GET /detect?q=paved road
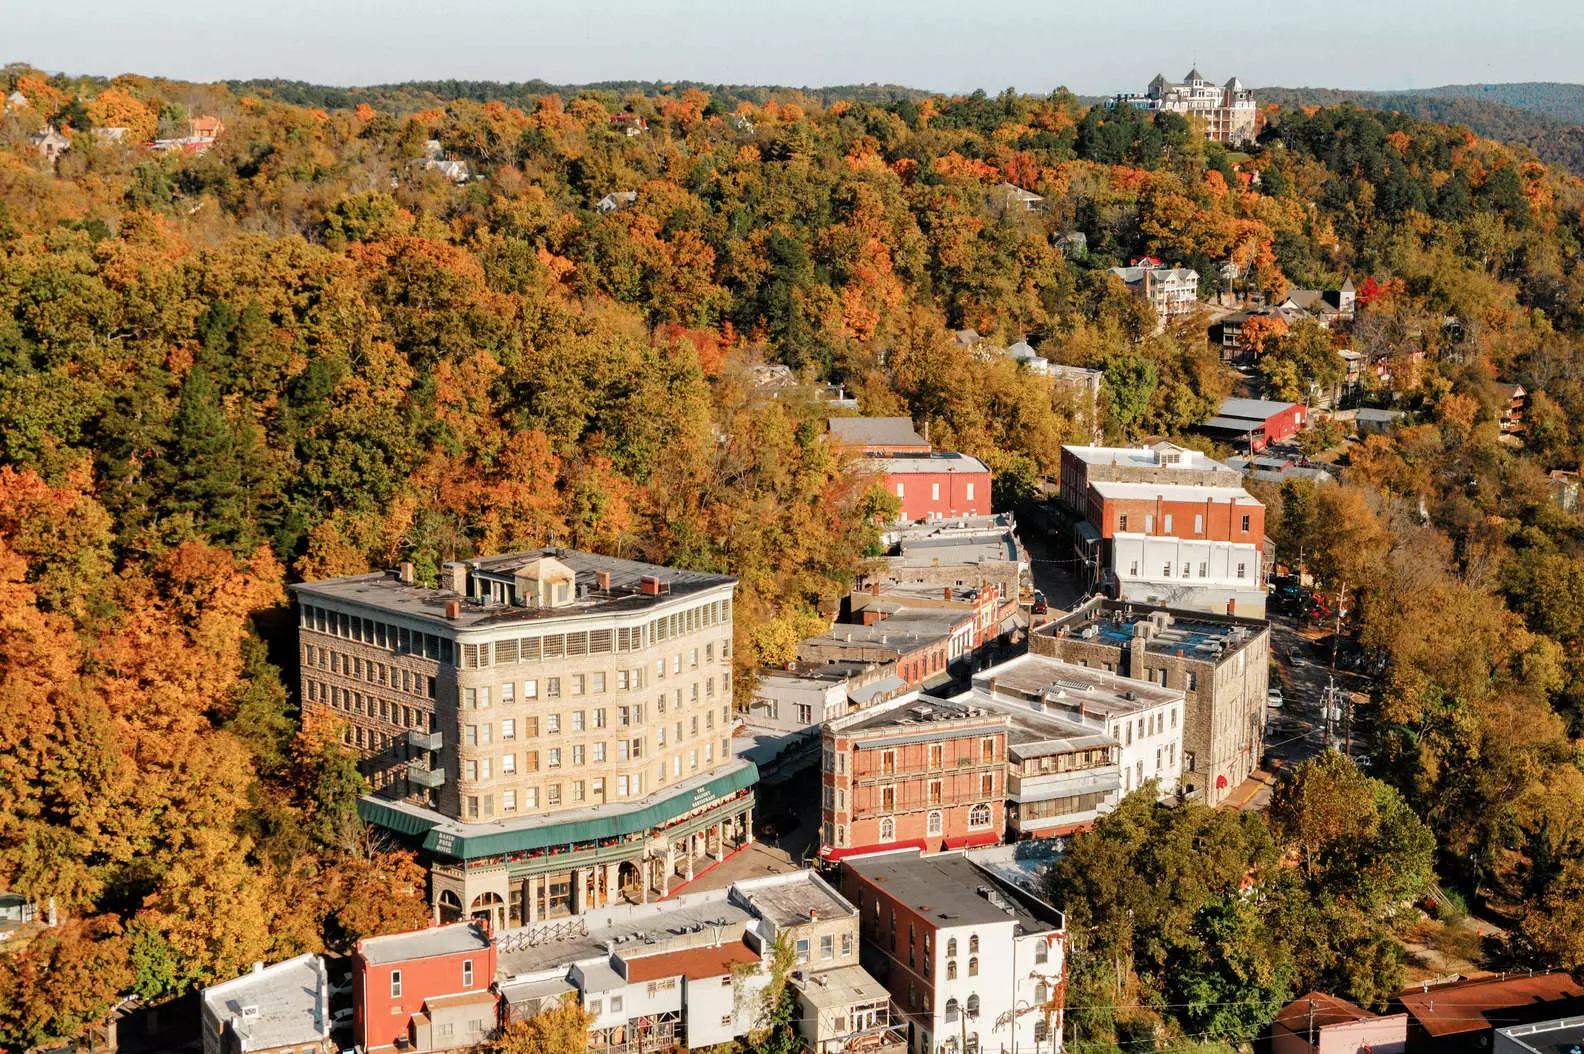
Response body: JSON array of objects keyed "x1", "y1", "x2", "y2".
[{"x1": 1253, "y1": 613, "x2": 1375, "y2": 801}]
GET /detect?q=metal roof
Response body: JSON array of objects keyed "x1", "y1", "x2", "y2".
[
  {"x1": 827, "y1": 417, "x2": 929, "y2": 449},
  {"x1": 357, "y1": 922, "x2": 491, "y2": 966},
  {"x1": 201, "y1": 955, "x2": 330, "y2": 1053}
]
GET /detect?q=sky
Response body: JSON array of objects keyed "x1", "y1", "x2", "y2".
[{"x1": 6, "y1": 0, "x2": 1584, "y2": 95}]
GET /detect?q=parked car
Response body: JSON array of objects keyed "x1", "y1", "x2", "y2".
[
  {"x1": 1267, "y1": 688, "x2": 1283, "y2": 709},
  {"x1": 1289, "y1": 651, "x2": 1308, "y2": 668}
]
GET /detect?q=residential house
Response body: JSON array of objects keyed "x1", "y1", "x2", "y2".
[
  {"x1": 4, "y1": 90, "x2": 28, "y2": 110},
  {"x1": 1392, "y1": 973, "x2": 1584, "y2": 1053},
  {"x1": 1352, "y1": 408, "x2": 1405, "y2": 436},
  {"x1": 1048, "y1": 364, "x2": 1104, "y2": 444},
  {"x1": 294, "y1": 550, "x2": 753, "y2": 924},
  {"x1": 1033, "y1": 598, "x2": 1271, "y2": 805},
  {"x1": 991, "y1": 182, "x2": 1045, "y2": 213},
  {"x1": 1006, "y1": 340, "x2": 1052, "y2": 375},
  {"x1": 189, "y1": 115, "x2": 225, "y2": 140},
  {"x1": 1490, "y1": 381, "x2": 1527, "y2": 434},
  {"x1": 1548, "y1": 470, "x2": 1582, "y2": 514},
  {"x1": 1112, "y1": 69, "x2": 1257, "y2": 144},
  {"x1": 819, "y1": 695, "x2": 1010, "y2": 860},
  {"x1": 840, "y1": 849, "x2": 1067, "y2": 1054},
  {"x1": 201, "y1": 955, "x2": 334, "y2": 1054},
  {"x1": 1054, "y1": 231, "x2": 1087, "y2": 258},
  {"x1": 1279, "y1": 279, "x2": 1356, "y2": 325},
  {"x1": 1108, "y1": 263, "x2": 1200, "y2": 321},
  {"x1": 1271, "y1": 992, "x2": 1408, "y2": 1054},
  {"x1": 1227, "y1": 454, "x2": 1332, "y2": 488},
  {"x1": 610, "y1": 113, "x2": 649, "y2": 136},
  {"x1": 597, "y1": 189, "x2": 639, "y2": 213},
  {"x1": 353, "y1": 922, "x2": 498, "y2": 1054},
  {"x1": 28, "y1": 126, "x2": 70, "y2": 163},
  {"x1": 92, "y1": 126, "x2": 130, "y2": 143},
  {"x1": 751, "y1": 365, "x2": 857, "y2": 409}
]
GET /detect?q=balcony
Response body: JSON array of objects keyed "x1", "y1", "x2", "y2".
[
  {"x1": 407, "y1": 728, "x2": 444, "y2": 752},
  {"x1": 407, "y1": 761, "x2": 445, "y2": 788}
]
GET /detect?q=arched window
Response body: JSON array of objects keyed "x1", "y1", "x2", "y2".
[
  {"x1": 1035, "y1": 982, "x2": 1048, "y2": 1004},
  {"x1": 437, "y1": 889, "x2": 463, "y2": 924},
  {"x1": 946, "y1": 937, "x2": 958, "y2": 957},
  {"x1": 927, "y1": 810, "x2": 943, "y2": 836},
  {"x1": 968, "y1": 956, "x2": 979, "y2": 977},
  {"x1": 946, "y1": 960, "x2": 957, "y2": 980},
  {"x1": 966, "y1": 994, "x2": 981, "y2": 1018},
  {"x1": 879, "y1": 817, "x2": 895, "y2": 842},
  {"x1": 944, "y1": 998, "x2": 960, "y2": 1024},
  {"x1": 1034, "y1": 941, "x2": 1049, "y2": 964},
  {"x1": 968, "y1": 934, "x2": 980, "y2": 954},
  {"x1": 969, "y1": 803, "x2": 991, "y2": 828}
]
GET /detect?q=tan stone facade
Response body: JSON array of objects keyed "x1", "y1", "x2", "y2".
[{"x1": 294, "y1": 551, "x2": 759, "y2": 925}]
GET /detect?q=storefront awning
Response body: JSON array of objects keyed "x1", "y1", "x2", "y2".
[{"x1": 359, "y1": 762, "x2": 758, "y2": 861}]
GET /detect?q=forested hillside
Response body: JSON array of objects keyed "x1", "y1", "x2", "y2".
[
  {"x1": 2, "y1": 60, "x2": 1584, "y2": 1049},
  {"x1": 1260, "y1": 83, "x2": 1584, "y2": 174}
]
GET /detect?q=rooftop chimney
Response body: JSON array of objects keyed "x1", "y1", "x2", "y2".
[
  {"x1": 943, "y1": 586, "x2": 952, "y2": 601},
  {"x1": 596, "y1": 570, "x2": 612, "y2": 592},
  {"x1": 399, "y1": 561, "x2": 415, "y2": 585},
  {"x1": 445, "y1": 600, "x2": 461, "y2": 619},
  {"x1": 443, "y1": 561, "x2": 468, "y2": 596}
]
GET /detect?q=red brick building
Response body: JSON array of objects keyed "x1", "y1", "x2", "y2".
[
  {"x1": 1085, "y1": 480, "x2": 1265, "y2": 544},
  {"x1": 819, "y1": 696, "x2": 1008, "y2": 861},
  {"x1": 876, "y1": 453, "x2": 992, "y2": 521},
  {"x1": 353, "y1": 922, "x2": 498, "y2": 1054}
]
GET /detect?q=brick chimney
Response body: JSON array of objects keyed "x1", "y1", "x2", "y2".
[
  {"x1": 399, "y1": 561, "x2": 415, "y2": 585},
  {"x1": 596, "y1": 570, "x2": 612, "y2": 592}
]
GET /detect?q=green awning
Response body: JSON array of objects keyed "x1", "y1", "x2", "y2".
[{"x1": 360, "y1": 763, "x2": 758, "y2": 861}]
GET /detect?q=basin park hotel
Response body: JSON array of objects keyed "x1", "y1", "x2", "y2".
[{"x1": 293, "y1": 550, "x2": 757, "y2": 930}]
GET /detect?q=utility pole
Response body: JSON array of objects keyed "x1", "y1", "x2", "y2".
[
  {"x1": 1344, "y1": 688, "x2": 1353, "y2": 759},
  {"x1": 1332, "y1": 581, "x2": 1347, "y2": 669}
]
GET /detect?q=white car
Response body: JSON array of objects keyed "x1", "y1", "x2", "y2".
[{"x1": 1267, "y1": 688, "x2": 1284, "y2": 709}]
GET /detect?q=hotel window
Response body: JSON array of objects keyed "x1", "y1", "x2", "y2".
[
  {"x1": 546, "y1": 713, "x2": 560, "y2": 734},
  {"x1": 593, "y1": 743, "x2": 606, "y2": 762},
  {"x1": 547, "y1": 784, "x2": 561, "y2": 805},
  {"x1": 1163, "y1": 514, "x2": 1173, "y2": 533},
  {"x1": 571, "y1": 711, "x2": 585, "y2": 733},
  {"x1": 881, "y1": 786, "x2": 896, "y2": 811},
  {"x1": 463, "y1": 960, "x2": 474, "y2": 987},
  {"x1": 573, "y1": 780, "x2": 585, "y2": 802},
  {"x1": 618, "y1": 741, "x2": 629, "y2": 761},
  {"x1": 879, "y1": 817, "x2": 895, "y2": 842},
  {"x1": 1144, "y1": 514, "x2": 1154, "y2": 533},
  {"x1": 465, "y1": 796, "x2": 478, "y2": 818},
  {"x1": 573, "y1": 744, "x2": 585, "y2": 765},
  {"x1": 524, "y1": 787, "x2": 537, "y2": 808},
  {"x1": 462, "y1": 688, "x2": 476, "y2": 709},
  {"x1": 981, "y1": 737, "x2": 995, "y2": 762},
  {"x1": 1182, "y1": 564, "x2": 1190, "y2": 578},
  {"x1": 930, "y1": 743, "x2": 943, "y2": 768},
  {"x1": 1129, "y1": 560, "x2": 1138, "y2": 577},
  {"x1": 929, "y1": 780, "x2": 943, "y2": 804},
  {"x1": 928, "y1": 810, "x2": 943, "y2": 835},
  {"x1": 931, "y1": 482, "x2": 940, "y2": 500},
  {"x1": 502, "y1": 753, "x2": 516, "y2": 774},
  {"x1": 500, "y1": 682, "x2": 514, "y2": 705},
  {"x1": 548, "y1": 748, "x2": 561, "y2": 769},
  {"x1": 591, "y1": 672, "x2": 606, "y2": 693},
  {"x1": 980, "y1": 773, "x2": 994, "y2": 797},
  {"x1": 1199, "y1": 562, "x2": 1208, "y2": 578},
  {"x1": 524, "y1": 679, "x2": 538, "y2": 699},
  {"x1": 572, "y1": 675, "x2": 585, "y2": 696},
  {"x1": 617, "y1": 670, "x2": 629, "y2": 691},
  {"x1": 546, "y1": 677, "x2": 561, "y2": 698},
  {"x1": 896, "y1": 483, "x2": 905, "y2": 498},
  {"x1": 503, "y1": 790, "x2": 516, "y2": 811},
  {"x1": 1118, "y1": 514, "x2": 1127, "y2": 531},
  {"x1": 1162, "y1": 562, "x2": 1172, "y2": 577},
  {"x1": 594, "y1": 708, "x2": 607, "y2": 729},
  {"x1": 617, "y1": 775, "x2": 629, "y2": 798}
]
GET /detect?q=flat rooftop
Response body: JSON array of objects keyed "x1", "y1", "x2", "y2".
[
  {"x1": 1041, "y1": 599, "x2": 1266, "y2": 663},
  {"x1": 202, "y1": 954, "x2": 329, "y2": 1053},
  {"x1": 798, "y1": 610, "x2": 965, "y2": 655},
  {"x1": 730, "y1": 871, "x2": 855, "y2": 928},
  {"x1": 358, "y1": 922, "x2": 491, "y2": 966},
  {"x1": 497, "y1": 887, "x2": 751, "y2": 978},
  {"x1": 971, "y1": 655, "x2": 1181, "y2": 753},
  {"x1": 843, "y1": 850, "x2": 1060, "y2": 934},
  {"x1": 1497, "y1": 1015, "x2": 1584, "y2": 1053},
  {"x1": 1089, "y1": 480, "x2": 1261, "y2": 505},
  {"x1": 756, "y1": 661, "x2": 872, "y2": 687},
  {"x1": 895, "y1": 533, "x2": 1021, "y2": 566},
  {"x1": 1063, "y1": 444, "x2": 1232, "y2": 472},
  {"x1": 835, "y1": 696, "x2": 992, "y2": 736},
  {"x1": 795, "y1": 964, "x2": 894, "y2": 1010},
  {"x1": 869, "y1": 452, "x2": 991, "y2": 474},
  {"x1": 1220, "y1": 397, "x2": 1298, "y2": 417},
  {"x1": 294, "y1": 548, "x2": 735, "y2": 628}
]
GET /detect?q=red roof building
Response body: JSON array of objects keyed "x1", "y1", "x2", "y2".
[
  {"x1": 1271, "y1": 992, "x2": 1408, "y2": 1054},
  {"x1": 1391, "y1": 972, "x2": 1584, "y2": 1053}
]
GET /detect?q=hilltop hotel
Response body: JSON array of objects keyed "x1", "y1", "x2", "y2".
[
  {"x1": 1113, "y1": 68, "x2": 1257, "y2": 144},
  {"x1": 293, "y1": 550, "x2": 757, "y2": 930}
]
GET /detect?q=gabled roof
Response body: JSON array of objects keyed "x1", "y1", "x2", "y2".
[
  {"x1": 827, "y1": 416, "x2": 929, "y2": 450},
  {"x1": 1185, "y1": 67, "x2": 1205, "y2": 83}
]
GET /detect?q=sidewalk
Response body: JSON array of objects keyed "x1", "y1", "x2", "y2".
[{"x1": 1219, "y1": 768, "x2": 1277, "y2": 811}]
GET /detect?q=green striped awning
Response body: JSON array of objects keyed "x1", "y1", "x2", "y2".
[{"x1": 358, "y1": 762, "x2": 758, "y2": 861}]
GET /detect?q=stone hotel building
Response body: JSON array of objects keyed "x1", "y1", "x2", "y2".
[{"x1": 294, "y1": 550, "x2": 756, "y2": 929}]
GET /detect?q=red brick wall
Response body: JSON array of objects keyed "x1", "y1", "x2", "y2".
[
  {"x1": 834, "y1": 725, "x2": 1006, "y2": 856},
  {"x1": 1093, "y1": 494, "x2": 1264, "y2": 544},
  {"x1": 354, "y1": 939, "x2": 498, "y2": 1052},
  {"x1": 886, "y1": 469, "x2": 992, "y2": 521}
]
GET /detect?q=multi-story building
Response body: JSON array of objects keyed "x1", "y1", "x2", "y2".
[
  {"x1": 840, "y1": 849, "x2": 1066, "y2": 1054},
  {"x1": 873, "y1": 452, "x2": 993, "y2": 522},
  {"x1": 1048, "y1": 364, "x2": 1104, "y2": 444},
  {"x1": 1060, "y1": 444, "x2": 1266, "y2": 617},
  {"x1": 494, "y1": 870, "x2": 903, "y2": 1054},
  {"x1": 819, "y1": 695, "x2": 1009, "y2": 862},
  {"x1": 201, "y1": 955, "x2": 334, "y2": 1054},
  {"x1": 353, "y1": 922, "x2": 498, "y2": 1054},
  {"x1": 967, "y1": 655, "x2": 1184, "y2": 837},
  {"x1": 1113, "y1": 69, "x2": 1257, "y2": 144},
  {"x1": 293, "y1": 550, "x2": 756, "y2": 927},
  {"x1": 1108, "y1": 263, "x2": 1201, "y2": 320},
  {"x1": 864, "y1": 514, "x2": 1031, "y2": 611},
  {"x1": 1032, "y1": 598, "x2": 1269, "y2": 806}
]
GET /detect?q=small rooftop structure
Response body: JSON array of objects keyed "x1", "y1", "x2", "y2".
[
  {"x1": 201, "y1": 954, "x2": 331, "y2": 1054},
  {"x1": 1039, "y1": 596, "x2": 1266, "y2": 663}
]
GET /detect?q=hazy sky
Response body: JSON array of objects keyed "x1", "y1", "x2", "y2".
[{"x1": 8, "y1": 0, "x2": 1583, "y2": 95}]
